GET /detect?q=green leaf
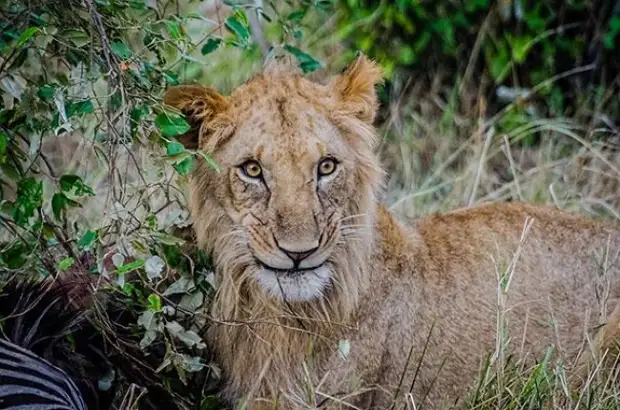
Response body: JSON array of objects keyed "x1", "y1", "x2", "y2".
[
  {"x1": 66, "y1": 100, "x2": 94, "y2": 117},
  {"x1": 0, "y1": 109, "x2": 12, "y2": 126},
  {"x1": 37, "y1": 85, "x2": 56, "y2": 101},
  {"x1": 0, "y1": 242, "x2": 29, "y2": 269},
  {"x1": 0, "y1": 131, "x2": 7, "y2": 162},
  {"x1": 283, "y1": 45, "x2": 321, "y2": 73},
  {"x1": 200, "y1": 395, "x2": 224, "y2": 410},
  {"x1": 13, "y1": 177, "x2": 43, "y2": 227},
  {"x1": 42, "y1": 222, "x2": 55, "y2": 240},
  {"x1": 413, "y1": 31, "x2": 431, "y2": 54},
  {"x1": 225, "y1": 14, "x2": 250, "y2": 45},
  {"x1": 150, "y1": 231, "x2": 185, "y2": 246},
  {"x1": 129, "y1": 0, "x2": 146, "y2": 9},
  {"x1": 77, "y1": 230, "x2": 97, "y2": 250},
  {"x1": 179, "y1": 291, "x2": 204, "y2": 312},
  {"x1": 165, "y1": 139, "x2": 195, "y2": 175},
  {"x1": 603, "y1": 17, "x2": 620, "y2": 49},
  {"x1": 286, "y1": 10, "x2": 306, "y2": 23},
  {"x1": 57, "y1": 257, "x2": 75, "y2": 272},
  {"x1": 15, "y1": 27, "x2": 38, "y2": 49},
  {"x1": 201, "y1": 38, "x2": 222, "y2": 55},
  {"x1": 117, "y1": 259, "x2": 145, "y2": 274},
  {"x1": 130, "y1": 104, "x2": 149, "y2": 138},
  {"x1": 165, "y1": 321, "x2": 206, "y2": 349},
  {"x1": 196, "y1": 150, "x2": 220, "y2": 172},
  {"x1": 51, "y1": 193, "x2": 65, "y2": 220},
  {"x1": 59, "y1": 174, "x2": 80, "y2": 191},
  {"x1": 111, "y1": 41, "x2": 132, "y2": 60},
  {"x1": 59, "y1": 174, "x2": 95, "y2": 196},
  {"x1": 148, "y1": 294, "x2": 162, "y2": 312},
  {"x1": 466, "y1": 0, "x2": 488, "y2": 11},
  {"x1": 163, "y1": 71, "x2": 179, "y2": 85},
  {"x1": 51, "y1": 192, "x2": 81, "y2": 220},
  {"x1": 508, "y1": 35, "x2": 533, "y2": 64},
  {"x1": 173, "y1": 156, "x2": 194, "y2": 175},
  {"x1": 165, "y1": 20, "x2": 183, "y2": 40},
  {"x1": 166, "y1": 141, "x2": 185, "y2": 156},
  {"x1": 155, "y1": 112, "x2": 191, "y2": 137},
  {"x1": 398, "y1": 45, "x2": 415, "y2": 65},
  {"x1": 1, "y1": 198, "x2": 13, "y2": 216}
]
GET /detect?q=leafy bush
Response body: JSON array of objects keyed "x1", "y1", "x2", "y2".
[{"x1": 0, "y1": 0, "x2": 331, "y2": 407}]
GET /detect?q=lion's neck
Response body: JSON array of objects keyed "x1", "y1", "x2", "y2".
[{"x1": 206, "y1": 210, "x2": 383, "y2": 406}]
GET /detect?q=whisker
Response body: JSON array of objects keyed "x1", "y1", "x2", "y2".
[
  {"x1": 339, "y1": 228, "x2": 368, "y2": 236},
  {"x1": 339, "y1": 213, "x2": 369, "y2": 223},
  {"x1": 340, "y1": 224, "x2": 370, "y2": 230},
  {"x1": 339, "y1": 235, "x2": 367, "y2": 240},
  {"x1": 220, "y1": 229, "x2": 246, "y2": 241}
]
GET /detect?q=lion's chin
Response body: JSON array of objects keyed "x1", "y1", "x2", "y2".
[{"x1": 254, "y1": 265, "x2": 333, "y2": 302}]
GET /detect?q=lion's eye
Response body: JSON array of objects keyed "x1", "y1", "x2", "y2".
[
  {"x1": 241, "y1": 160, "x2": 263, "y2": 179},
  {"x1": 318, "y1": 158, "x2": 337, "y2": 177}
]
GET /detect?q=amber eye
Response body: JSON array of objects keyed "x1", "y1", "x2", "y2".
[
  {"x1": 318, "y1": 158, "x2": 337, "y2": 177},
  {"x1": 241, "y1": 160, "x2": 263, "y2": 179}
]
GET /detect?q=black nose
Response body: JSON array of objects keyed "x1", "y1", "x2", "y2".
[{"x1": 280, "y1": 247, "x2": 318, "y2": 264}]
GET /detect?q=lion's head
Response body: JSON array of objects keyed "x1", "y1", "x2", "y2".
[{"x1": 163, "y1": 54, "x2": 384, "y2": 312}]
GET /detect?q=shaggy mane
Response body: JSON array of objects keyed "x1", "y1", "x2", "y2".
[{"x1": 175, "y1": 54, "x2": 386, "y2": 407}]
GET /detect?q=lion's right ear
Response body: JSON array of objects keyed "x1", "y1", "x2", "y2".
[
  {"x1": 331, "y1": 53, "x2": 383, "y2": 125},
  {"x1": 162, "y1": 85, "x2": 231, "y2": 150}
]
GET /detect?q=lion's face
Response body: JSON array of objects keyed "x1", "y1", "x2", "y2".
[
  {"x1": 164, "y1": 54, "x2": 384, "y2": 302},
  {"x1": 212, "y1": 94, "x2": 359, "y2": 301}
]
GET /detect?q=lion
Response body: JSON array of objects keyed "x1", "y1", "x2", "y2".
[{"x1": 162, "y1": 54, "x2": 620, "y2": 409}]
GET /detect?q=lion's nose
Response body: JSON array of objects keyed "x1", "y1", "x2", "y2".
[{"x1": 279, "y1": 246, "x2": 318, "y2": 264}]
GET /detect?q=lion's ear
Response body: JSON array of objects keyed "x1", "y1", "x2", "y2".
[
  {"x1": 162, "y1": 85, "x2": 230, "y2": 150},
  {"x1": 332, "y1": 53, "x2": 383, "y2": 124}
]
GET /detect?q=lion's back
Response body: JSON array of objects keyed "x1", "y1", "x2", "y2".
[{"x1": 366, "y1": 201, "x2": 620, "y2": 408}]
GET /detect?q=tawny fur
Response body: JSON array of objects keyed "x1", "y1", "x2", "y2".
[{"x1": 163, "y1": 55, "x2": 620, "y2": 409}]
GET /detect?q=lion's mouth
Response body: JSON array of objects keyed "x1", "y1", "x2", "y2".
[
  {"x1": 253, "y1": 257, "x2": 324, "y2": 275},
  {"x1": 253, "y1": 259, "x2": 333, "y2": 302}
]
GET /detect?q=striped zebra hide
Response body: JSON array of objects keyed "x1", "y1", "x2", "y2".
[
  {"x1": 0, "y1": 272, "x2": 190, "y2": 410},
  {"x1": 0, "y1": 336, "x2": 87, "y2": 409},
  {"x1": 0, "y1": 275, "x2": 112, "y2": 410}
]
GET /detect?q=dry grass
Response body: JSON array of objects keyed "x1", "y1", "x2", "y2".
[
  {"x1": 367, "y1": 72, "x2": 620, "y2": 409},
  {"x1": 380, "y1": 83, "x2": 620, "y2": 222}
]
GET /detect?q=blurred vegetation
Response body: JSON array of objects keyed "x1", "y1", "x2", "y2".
[{"x1": 338, "y1": 0, "x2": 620, "y2": 139}]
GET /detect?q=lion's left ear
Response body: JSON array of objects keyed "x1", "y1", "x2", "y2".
[{"x1": 331, "y1": 53, "x2": 384, "y2": 124}]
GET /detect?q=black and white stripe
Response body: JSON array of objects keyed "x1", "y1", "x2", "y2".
[{"x1": 0, "y1": 337, "x2": 87, "y2": 410}]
